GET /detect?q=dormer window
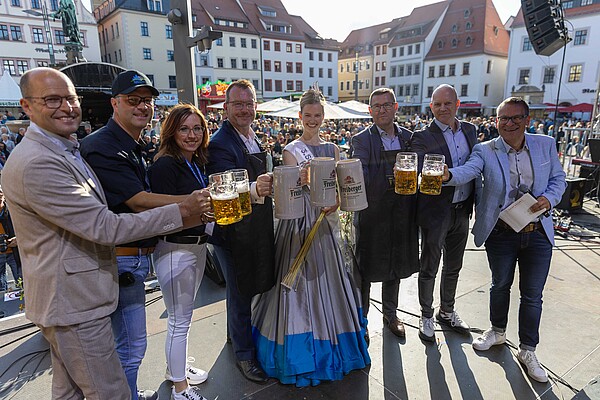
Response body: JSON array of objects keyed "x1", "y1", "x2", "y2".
[
  {"x1": 258, "y1": 5, "x2": 276, "y2": 17},
  {"x1": 438, "y1": 40, "x2": 444, "y2": 49},
  {"x1": 451, "y1": 38, "x2": 458, "y2": 48},
  {"x1": 466, "y1": 36, "x2": 473, "y2": 46},
  {"x1": 466, "y1": 21, "x2": 472, "y2": 31},
  {"x1": 464, "y1": 9, "x2": 471, "y2": 18},
  {"x1": 452, "y1": 24, "x2": 458, "y2": 33}
]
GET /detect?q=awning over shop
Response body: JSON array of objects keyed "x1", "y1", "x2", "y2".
[{"x1": 459, "y1": 103, "x2": 482, "y2": 109}]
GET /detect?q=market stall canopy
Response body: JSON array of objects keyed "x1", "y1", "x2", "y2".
[
  {"x1": 561, "y1": 103, "x2": 593, "y2": 113},
  {"x1": 256, "y1": 98, "x2": 293, "y2": 112},
  {"x1": 338, "y1": 100, "x2": 370, "y2": 114},
  {"x1": 207, "y1": 101, "x2": 226, "y2": 109},
  {"x1": 0, "y1": 69, "x2": 22, "y2": 107},
  {"x1": 266, "y1": 102, "x2": 371, "y2": 120}
]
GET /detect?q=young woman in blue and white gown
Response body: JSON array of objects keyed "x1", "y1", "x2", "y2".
[{"x1": 251, "y1": 89, "x2": 370, "y2": 387}]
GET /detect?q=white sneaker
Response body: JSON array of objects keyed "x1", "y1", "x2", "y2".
[
  {"x1": 165, "y1": 357, "x2": 208, "y2": 385},
  {"x1": 472, "y1": 328, "x2": 506, "y2": 351},
  {"x1": 419, "y1": 316, "x2": 436, "y2": 342},
  {"x1": 517, "y1": 349, "x2": 549, "y2": 383},
  {"x1": 172, "y1": 386, "x2": 208, "y2": 400}
]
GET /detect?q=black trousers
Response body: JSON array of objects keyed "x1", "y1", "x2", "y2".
[{"x1": 418, "y1": 205, "x2": 470, "y2": 318}]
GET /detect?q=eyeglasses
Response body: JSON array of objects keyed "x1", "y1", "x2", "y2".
[
  {"x1": 178, "y1": 126, "x2": 204, "y2": 136},
  {"x1": 227, "y1": 101, "x2": 256, "y2": 110},
  {"x1": 370, "y1": 102, "x2": 395, "y2": 112},
  {"x1": 116, "y1": 95, "x2": 155, "y2": 107},
  {"x1": 26, "y1": 95, "x2": 82, "y2": 109},
  {"x1": 497, "y1": 115, "x2": 527, "y2": 124}
]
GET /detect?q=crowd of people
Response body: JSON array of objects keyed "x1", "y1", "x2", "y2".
[{"x1": 0, "y1": 67, "x2": 570, "y2": 400}]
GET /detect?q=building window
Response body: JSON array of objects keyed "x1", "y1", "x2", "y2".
[
  {"x1": 242, "y1": 59, "x2": 248, "y2": 69},
  {"x1": 581, "y1": 0, "x2": 592, "y2": 5},
  {"x1": 437, "y1": 40, "x2": 444, "y2": 49},
  {"x1": 309, "y1": 51, "x2": 314, "y2": 61},
  {"x1": 466, "y1": 22, "x2": 472, "y2": 31},
  {"x1": 414, "y1": 63, "x2": 420, "y2": 75},
  {"x1": 296, "y1": 62, "x2": 302, "y2": 73},
  {"x1": 0, "y1": 25, "x2": 9, "y2": 40},
  {"x1": 460, "y1": 84, "x2": 468, "y2": 97},
  {"x1": 251, "y1": 39, "x2": 257, "y2": 48},
  {"x1": 240, "y1": 38, "x2": 247, "y2": 48},
  {"x1": 217, "y1": 58, "x2": 224, "y2": 68},
  {"x1": 518, "y1": 69, "x2": 530, "y2": 84},
  {"x1": 543, "y1": 66, "x2": 555, "y2": 84},
  {"x1": 286, "y1": 80, "x2": 293, "y2": 91},
  {"x1": 229, "y1": 37, "x2": 235, "y2": 47},
  {"x1": 10, "y1": 26, "x2": 23, "y2": 41},
  {"x1": 253, "y1": 79, "x2": 259, "y2": 90},
  {"x1": 449, "y1": 64, "x2": 456, "y2": 76},
  {"x1": 391, "y1": 66, "x2": 396, "y2": 77},
  {"x1": 340, "y1": 82, "x2": 344, "y2": 91},
  {"x1": 413, "y1": 84, "x2": 418, "y2": 95},
  {"x1": 141, "y1": 22, "x2": 149, "y2": 36},
  {"x1": 397, "y1": 85, "x2": 404, "y2": 96},
  {"x1": 407, "y1": 45, "x2": 412, "y2": 55},
  {"x1": 263, "y1": 60, "x2": 271, "y2": 71},
  {"x1": 55, "y1": 29, "x2": 65, "y2": 44},
  {"x1": 285, "y1": 43, "x2": 292, "y2": 52},
  {"x1": 296, "y1": 80, "x2": 302, "y2": 91},
  {"x1": 252, "y1": 60, "x2": 258, "y2": 70},
  {"x1": 231, "y1": 58, "x2": 237, "y2": 68},
  {"x1": 274, "y1": 41, "x2": 280, "y2": 51},
  {"x1": 568, "y1": 64, "x2": 582, "y2": 82},
  {"x1": 119, "y1": 49, "x2": 122, "y2": 61},
  {"x1": 32, "y1": 27, "x2": 44, "y2": 43},
  {"x1": 375, "y1": 62, "x2": 380, "y2": 72},
  {"x1": 264, "y1": 79, "x2": 272, "y2": 91},
  {"x1": 318, "y1": 68, "x2": 323, "y2": 78},
  {"x1": 286, "y1": 62, "x2": 293, "y2": 73},
  {"x1": 392, "y1": 48, "x2": 397, "y2": 58},
  {"x1": 399, "y1": 47, "x2": 404, "y2": 57},
  {"x1": 215, "y1": 38, "x2": 222, "y2": 46},
  {"x1": 452, "y1": 24, "x2": 458, "y2": 33},
  {"x1": 31, "y1": 0, "x2": 41, "y2": 8},
  {"x1": 522, "y1": 37, "x2": 532, "y2": 51},
  {"x1": 263, "y1": 40, "x2": 270, "y2": 50},
  {"x1": 375, "y1": 77, "x2": 380, "y2": 86},
  {"x1": 327, "y1": 86, "x2": 332, "y2": 97},
  {"x1": 50, "y1": 0, "x2": 58, "y2": 10},
  {"x1": 406, "y1": 64, "x2": 412, "y2": 75},
  {"x1": 462, "y1": 62, "x2": 470, "y2": 75},
  {"x1": 451, "y1": 38, "x2": 458, "y2": 48},
  {"x1": 486, "y1": 60, "x2": 492, "y2": 73},
  {"x1": 143, "y1": 48, "x2": 152, "y2": 59},
  {"x1": 309, "y1": 67, "x2": 314, "y2": 78},
  {"x1": 427, "y1": 86, "x2": 433, "y2": 97},
  {"x1": 328, "y1": 68, "x2": 332, "y2": 78},
  {"x1": 116, "y1": 22, "x2": 119, "y2": 37},
  {"x1": 319, "y1": 52, "x2": 323, "y2": 62},
  {"x1": 428, "y1": 66, "x2": 435, "y2": 78},
  {"x1": 11, "y1": 0, "x2": 21, "y2": 6},
  {"x1": 405, "y1": 85, "x2": 411, "y2": 96},
  {"x1": 275, "y1": 80, "x2": 282, "y2": 92},
  {"x1": 399, "y1": 65, "x2": 404, "y2": 76},
  {"x1": 274, "y1": 61, "x2": 281, "y2": 72},
  {"x1": 562, "y1": 1, "x2": 573, "y2": 8},
  {"x1": 464, "y1": 9, "x2": 470, "y2": 18},
  {"x1": 169, "y1": 75, "x2": 176, "y2": 88},
  {"x1": 328, "y1": 53, "x2": 332, "y2": 62},
  {"x1": 466, "y1": 36, "x2": 473, "y2": 46},
  {"x1": 415, "y1": 44, "x2": 420, "y2": 53},
  {"x1": 574, "y1": 29, "x2": 587, "y2": 46},
  {"x1": 199, "y1": 54, "x2": 208, "y2": 66},
  {"x1": 3, "y1": 60, "x2": 16, "y2": 75},
  {"x1": 439, "y1": 65, "x2": 445, "y2": 77},
  {"x1": 484, "y1": 84, "x2": 489, "y2": 96},
  {"x1": 165, "y1": 25, "x2": 172, "y2": 39},
  {"x1": 167, "y1": 50, "x2": 174, "y2": 61},
  {"x1": 365, "y1": 79, "x2": 369, "y2": 89}
]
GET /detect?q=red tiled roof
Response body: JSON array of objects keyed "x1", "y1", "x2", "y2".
[{"x1": 425, "y1": 0, "x2": 509, "y2": 60}]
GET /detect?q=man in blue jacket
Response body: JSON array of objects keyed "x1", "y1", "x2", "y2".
[{"x1": 444, "y1": 97, "x2": 566, "y2": 383}]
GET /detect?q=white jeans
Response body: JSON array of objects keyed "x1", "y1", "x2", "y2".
[{"x1": 154, "y1": 239, "x2": 207, "y2": 382}]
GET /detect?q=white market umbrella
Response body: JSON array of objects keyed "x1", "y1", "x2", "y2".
[
  {"x1": 339, "y1": 100, "x2": 370, "y2": 114},
  {"x1": 0, "y1": 69, "x2": 22, "y2": 107},
  {"x1": 266, "y1": 101, "x2": 371, "y2": 120},
  {"x1": 256, "y1": 98, "x2": 293, "y2": 113},
  {"x1": 207, "y1": 101, "x2": 226, "y2": 109}
]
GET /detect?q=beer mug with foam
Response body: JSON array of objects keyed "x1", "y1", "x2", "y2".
[
  {"x1": 394, "y1": 152, "x2": 418, "y2": 195},
  {"x1": 309, "y1": 157, "x2": 337, "y2": 207},
  {"x1": 336, "y1": 159, "x2": 368, "y2": 211},
  {"x1": 420, "y1": 154, "x2": 445, "y2": 195},
  {"x1": 208, "y1": 172, "x2": 243, "y2": 225},
  {"x1": 227, "y1": 169, "x2": 252, "y2": 216},
  {"x1": 273, "y1": 165, "x2": 303, "y2": 219}
]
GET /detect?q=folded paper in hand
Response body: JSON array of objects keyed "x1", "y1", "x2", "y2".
[{"x1": 498, "y1": 193, "x2": 546, "y2": 232}]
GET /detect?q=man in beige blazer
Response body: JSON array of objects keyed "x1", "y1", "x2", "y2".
[{"x1": 1, "y1": 68, "x2": 212, "y2": 399}]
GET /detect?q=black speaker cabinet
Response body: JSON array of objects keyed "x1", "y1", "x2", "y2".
[
  {"x1": 557, "y1": 177, "x2": 585, "y2": 211},
  {"x1": 521, "y1": 0, "x2": 571, "y2": 56},
  {"x1": 579, "y1": 165, "x2": 600, "y2": 196}
]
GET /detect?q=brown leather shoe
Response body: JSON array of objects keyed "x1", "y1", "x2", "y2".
[{"x1": 383, "y1": 316, "x2": 406, "y2": 338}]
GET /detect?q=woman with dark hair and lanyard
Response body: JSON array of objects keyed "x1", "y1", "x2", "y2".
[{"x1": 148, "y1": 104, "x2": 213, "y2": 400}]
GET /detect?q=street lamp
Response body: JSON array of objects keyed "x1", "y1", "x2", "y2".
[{"x1": 23, "y1": 1, "x2": 55, "y2": 66}]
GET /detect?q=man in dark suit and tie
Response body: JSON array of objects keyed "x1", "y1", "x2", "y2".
[
  {"x1": 411, "y1": 84, "x2": 478, "y2": 343},
  {"x1": 351, "y1": 88, "x2": 420, "y2": 340},
  {"x1": 206, "y1": 79, "x2": 275, "y2": 383}
]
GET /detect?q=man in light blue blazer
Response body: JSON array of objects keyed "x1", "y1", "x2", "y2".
[{"x1": 444, "y1": 97, "x2": 566, "y2": 384}]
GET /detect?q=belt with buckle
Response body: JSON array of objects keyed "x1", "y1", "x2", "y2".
[
  {"x1": 162, "y1": 235, "x2": 209, "y2": 245},
  {"x1": 115, "y1": 247, "x2": 155, "y2": 257},
  {"x1": 496, "y1": 219, "x2": 543, "y2": 233}
]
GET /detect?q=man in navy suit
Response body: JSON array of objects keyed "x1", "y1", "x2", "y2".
[
  {"x1": 412, "y1": 84, "x2": 478, "y2": 343},
  {"x1": 445, "y1": 97, "x2": 566, "y2": 383},
  {"x1": 351, "y1": 88, "x2": 419, "y2": 340},
  {"x1": 206, "y1": 80, "x2": 274, "y2": 383}
]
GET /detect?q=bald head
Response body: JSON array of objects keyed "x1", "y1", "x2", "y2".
[
  {"x1": 20, "y1": 67, "x2": 75, "y2": 98},
  {"x1": 430, "y1": 84, "x2": 460, "y2": 127},
  {"x1": 431, "y1": 84, "x2": 458, "y2": 102}
]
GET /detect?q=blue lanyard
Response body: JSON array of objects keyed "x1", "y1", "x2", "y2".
[{"x1": 185, "y1": 158, "x2": 206, "y2": 188}]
